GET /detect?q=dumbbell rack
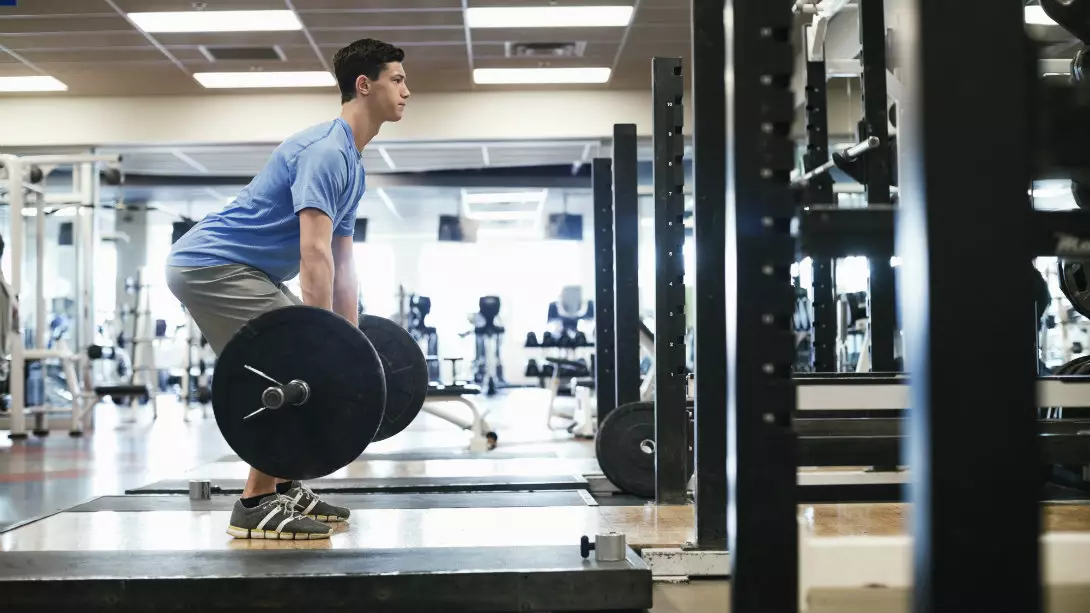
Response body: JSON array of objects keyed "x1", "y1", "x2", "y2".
[{"x1": 524, "y1": 333, "x2": 595, "y2": 430}]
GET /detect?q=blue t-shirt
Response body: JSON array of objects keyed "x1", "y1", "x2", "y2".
[{"x1": 168, "y1": 118, "x2": 365, "y2": 283}]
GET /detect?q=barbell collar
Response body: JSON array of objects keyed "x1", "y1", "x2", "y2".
[{"x1": 261, "y1": 380, "x2": 310, "y2": 410}]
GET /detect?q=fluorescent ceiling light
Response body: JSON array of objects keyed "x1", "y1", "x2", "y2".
[
  {"x1": 465, "y1": 6, "x2": 634, "y2": 28},
  {"x1": 194, "y1": 71, "x2": 335, "y2": 89},
  {"x1": 1025, "y1": 6, "x2": 1057, "y2": 26},
  {"x1": 473, "y1": 67, "x2": 611, "y2": 85},
  {"x1": 0, "y1": 76, "x2": 67, "y2": 92},
  {"x1": 127, "y1": 10, "x2": 302, "y2": 33}
]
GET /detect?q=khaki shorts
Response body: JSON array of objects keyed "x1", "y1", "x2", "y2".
[{"x1": 166, "y1": 264, "x2": 302, "y2": 355}]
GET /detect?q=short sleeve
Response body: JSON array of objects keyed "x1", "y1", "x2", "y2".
[
  {"x1": 335, "y1": 195, "x2": 361, "y2": 237},
  {"x1": 290, "y1": 145, "x2": 347, "y2": 222}
]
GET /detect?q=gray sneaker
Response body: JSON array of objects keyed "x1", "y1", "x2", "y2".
[
  {"x1": 282, "y1": 481, "x2": 351, "y2": 522},
  {"x1": 226, "y1": 494, "x2": 333, "y2": 540}
]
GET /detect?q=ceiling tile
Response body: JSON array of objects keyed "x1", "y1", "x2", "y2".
[
  {"x1": 0, "y1": 0, "x2": 114, "y2": 16},
  {"x1": 0, "y1": 0, "x2": 694, "y2": 95},
  {"x1": 473, "y1": 57, "x2": 613, "y2": 70},
  {"x1": 311, "y1": 29, "x2": 467, "y2": 46},
  {"x1": 151, "y1": 31, "x2": 312, "y2": 47},
  {"x1": 18, "y1": 48, "x2": 174, "y2": 63},
  {"x1": 179, "y1": 58, "x2": 329, "y2": 72},
  {"x1": 0, "y1": 64, "x2": 42, "y2": 77},
  {"x1": 471, "y1": 40, "x2": 618, "y2": 61},
  {"x1": 387, "y1": 145, "x2": 487, "y2": 171},
  {"x1": 301, "y1": 11, "x2": 463, "y2": 30},
  {"x1": 110, "y1": 0, "x2": 288, "y2": 10},
  {"x1": 40, "y1": 62, "x2": 203, "y2": 95},
  {"x1": 467, "y1": 0, "x2": 629, "y2": 6},
  {"x1": 184, "y1": 148, "x2": 277, "y2": 175},
  {"x1": 486, "y1": 142, "x2": 594, "y2": 167},
  {"x1": 0, "y1": 32, "x2": 150, "y2": 50},
  {"x1": 296, "y1": 0, "x2": 463, "y2": 9},
  {"x1": 0, "y1": 15, "x2": 132, "y2": 34},
  {"x1": 470, "y1": 27, "x2": 626, "y2": 44},
  {"x1": 633, "y1": 6, "x2": 691, "y2": 25},
  {"x1": 627, "y1": 23, "x2": 691, "y2": 42},
  {"x1": 116, "y1": 150, "x2": 201, "y2": 174}
]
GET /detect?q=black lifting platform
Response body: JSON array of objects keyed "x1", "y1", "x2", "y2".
[{"x1": 0, "y1": 547, "x2": 652, "y2": 613}]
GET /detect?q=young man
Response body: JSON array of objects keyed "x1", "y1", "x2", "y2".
[{"x1": 166, "y1": 38, "x2": 410, "y2": 540}]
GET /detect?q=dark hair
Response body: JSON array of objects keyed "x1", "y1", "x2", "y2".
[{"x1": 333, "y1": 38, "x2": 405, "y2": 104}]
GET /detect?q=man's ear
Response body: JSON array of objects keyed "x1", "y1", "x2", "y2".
[{"x1": 355, "y1": 74, "x2": 370, "y2": 97}]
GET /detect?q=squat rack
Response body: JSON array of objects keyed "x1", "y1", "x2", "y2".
[
  {"x1": 695, "y1": 0, "x2": 1085, "y2": 611},
  {"x1": 0, "y1": 153, "x2": 120, "y2": 437}
]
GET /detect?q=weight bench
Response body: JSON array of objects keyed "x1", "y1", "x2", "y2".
[
  {"x1": 94, "y1": 384, "x2": 150, "y2": 401},
  {"x1": 423, "y1": 382, "x2": 497, "y2": 451}
]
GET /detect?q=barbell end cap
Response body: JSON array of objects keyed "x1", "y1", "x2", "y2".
[{"x1": 261, "y1": 387, "x2": 286, "y2": 410}]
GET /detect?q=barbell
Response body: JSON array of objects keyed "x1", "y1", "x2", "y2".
[{"x1": 212, "y1": 306, "x2": 430, "y2": 481}]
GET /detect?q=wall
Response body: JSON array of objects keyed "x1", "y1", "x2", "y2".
[
  {"x1": 0, "y1": 90, "x2": 694, "y2": 148},
  {"x1": 0, "y1": 84, "x2": 872, "y2": 148}
]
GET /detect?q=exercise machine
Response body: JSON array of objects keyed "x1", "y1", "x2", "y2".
[
  {"x1": 0, "y1": 152, "x2": 148, "y2": 437},
  {"x1": 469, "y1": 295, "x2": 504, "y2": 395},
  {"x1": 406, "y1": 294, "x2": 440, "y2": 382}
]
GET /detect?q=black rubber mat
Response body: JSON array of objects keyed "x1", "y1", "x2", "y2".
[
  {"x1": 70, "y1": 490, "x2": 592, "y2": 512},
  {"x1": 126, "y1": 474, "x2": 588, "y2": 495},
  {"x1": 0, "y1": 547, "x2": 651, "y2": 613},
  {"x1": 216, "y1": 449, "x2": 559, "y2": 462}
]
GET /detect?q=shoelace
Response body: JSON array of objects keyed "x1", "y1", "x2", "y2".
[
  {"x1": 297, "y1": 482, "x2": 316, "y2": 498},
  {"x1": 273, "y1": 494, "x2": 308, "y2": 520}
]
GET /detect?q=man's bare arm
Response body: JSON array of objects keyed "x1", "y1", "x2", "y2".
[
  {"x1": 331, "y1": 234, "x2": 359, "y2": 323},
  {"x1": 298, "y1": 209, "x2": 335, "y2": 309}
]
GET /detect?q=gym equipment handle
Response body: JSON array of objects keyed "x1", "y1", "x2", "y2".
[
  {"x1": 792, "y1": 136, "x2": 881, "y2": 185},
  {"x1": 261, "y1": 380, "x2": 310, "y2": 410}
]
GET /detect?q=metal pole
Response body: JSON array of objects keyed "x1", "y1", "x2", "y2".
[
  {"x1": 34, "y1": 186, "x2": 45, "y2": 352},
  {"x1": 6, "y1": 156, "x2": 26, "y2": 439},
  {"x1": 723, "y1": 0, "x2": 799, "y2": 609},
  {"x1": 802, "y1": 21, "x2": 838, "y2": 373},
  {"x1": 651, "y1": 56, "x2": 689, "y2": 505},
  {"x1": 592, "y1": 158, "x2": 618, "y2": 424},
  {"x1": 612, "y1": 124, "x2": 642, "y2": 407},
  {"x1": 80, "y1": 161, "x2": 96, "y2": 350},
  {"x1": 858, "y1": 0, "x2": 896, "y2": 372},
  {"x1": 898, "y1": 1, "x2": 1039, "y2": 611},
  {"x1": 691, "y1": 0, "x2": 728, "y2": 550}
]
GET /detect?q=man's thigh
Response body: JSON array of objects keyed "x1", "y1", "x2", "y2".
[{"x1": 166, "y1": 264, "x2": 297, "y2": 355}]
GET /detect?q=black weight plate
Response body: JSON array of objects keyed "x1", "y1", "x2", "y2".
[
  {"x1": 1073, "y1": 180, "x2": 1090, "y2": 211},
  {"x1": 596, "y1": 401, "x2": 694, "y2": 498},
  {"x1": 359, "y1": 314, "x2": 429, "y2": 442},
  {"x1": 213, "y1": 306, "x2": 386, "y2": 481},
  {"x1": 1060, "y1": 259, "x2": 1090, "y2": 320},
  {"x1": 1057, "y1": 355, "x2": 1090, "y2": 376}
]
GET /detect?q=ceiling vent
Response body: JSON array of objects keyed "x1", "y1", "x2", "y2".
[
  {"x1": 200, "y1": 46, "x2": 285, "y2": 62},
  {"x1": 504, "y1": 42, "x2": 586, "y2": 59}
]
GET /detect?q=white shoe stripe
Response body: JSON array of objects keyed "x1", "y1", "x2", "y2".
[
  {"x1": 293, "y1": 491, "x2": 304, "y2": 505},
  {"x1": 303, "y1": 497, "x2": 318, "y2": 515},
  {"x1": 275, "y1": 515, "x2": 296, "y2": 533},
  {"x1": 256, "y1": 507, "x2": 281, "y2": 531}
]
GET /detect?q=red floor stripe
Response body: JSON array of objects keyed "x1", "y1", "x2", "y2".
[{"x1": 0, "y1": 468, "x2": 89, "y2": 482}]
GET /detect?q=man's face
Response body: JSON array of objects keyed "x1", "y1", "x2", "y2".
[{"x1": 367, "y1": 62, "x2": 410, "y2": 122}]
